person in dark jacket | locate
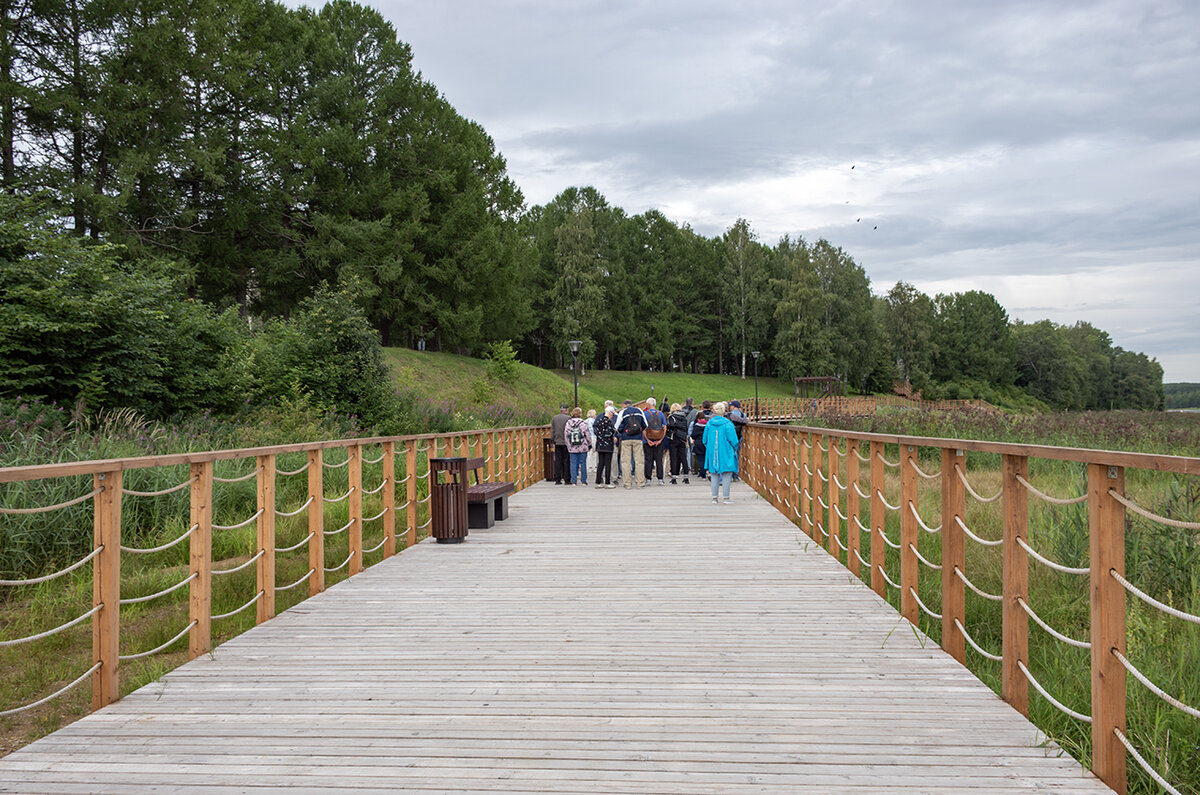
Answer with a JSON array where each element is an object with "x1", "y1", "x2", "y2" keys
[
  {"x1": 666, "y1": 402, "x2": 691, "y2": 484},
  {"x1": 592, "y1": 406, "x2": 617, "y2": 488},
  {"x1": 550, "y1": 404, "x2": 570, "y2": 484},
  {"x1": 689, "y1": 400, "x2": 714, "y2": 480}
]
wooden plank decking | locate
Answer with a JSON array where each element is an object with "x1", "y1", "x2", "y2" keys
[{"x1": 0, "y1": 480, "x2": 1108, "y2": 793}]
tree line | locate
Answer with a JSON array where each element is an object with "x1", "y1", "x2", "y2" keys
[{"x1": 0, "y1": 0, "x2": 1165, "y2": 420}]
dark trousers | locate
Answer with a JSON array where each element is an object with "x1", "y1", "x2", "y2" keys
[
  {"x1": 668, "y1": 441, "x2": 689, "y2": 477},
  {"x1": 692, "y1": 441, "x2": 707, "y2": 478},
  {"x1": 596, "y1": 450, "x2": 613, "y2": 484},
  {"x1": 554, "y1": 444, "x2": 569, "y2": 483},
  {"x1": 643, "y1": 444, "x2": 665, "y2": 481}
]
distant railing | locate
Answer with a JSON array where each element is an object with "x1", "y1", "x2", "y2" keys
[
  {"x1": 0, "y1": 426, "x2": 549, "y2": 715},
  {"x1": 742, "y1": 395, "x2": 998, "y2": 418},
  {"x1": 742, "y1": 422, "x2": 1200, "y2": 795}
]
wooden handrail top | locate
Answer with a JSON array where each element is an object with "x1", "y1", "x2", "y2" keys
[
  {"x1": 0, "y1": 425, "x2": 552, "y2": 484},
  {"x1": 748, "y1": 421, "x2": 1200, "y2": 475}
]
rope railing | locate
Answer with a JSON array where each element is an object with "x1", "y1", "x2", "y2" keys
[
  {"x1": 322, "y1": 487, "x2": 355, "y2": 504},
  {"x1": 122, "y1": 477, "x2": 197, "y2": 497},
  {"x1": 831, "y1": 472, "x2": 846, "y2": 491},
  {"x1": 1112, "y1": 649, "x2": 1200, "y2": 720},
  {"x1": 119, "y1": 619, "x2": 197, "y2": 660},
  {"x1": 363, "y1": 507, "x2": 387, "y2": 523},
  {"x1": 276, "y1": 460, "x2": 312, "y2": 477},
  {"x1": 1114, "y1": 728, "x2": 1182, "y2": 795},
  {"x1": 853, "y1": 481, "x2": 870, "y2": 500},
  {"x1": 324, "y1": 518, "x2": 354, "y2": 537},
  {"x1": 211, "y1": 590, "x2": 263, "y2": 621},
  {"x1": 120, "y1": 572, "x2": 198, "y2": 605},
  {"x1": 955, "y1": 464, "x2": 1002, "y2": 503},
  {"x1": 908, "y1": 543, "x2": 942, "y2": 571},
  {"x1": 276, "y1": 532, "x2": 316, "y2": 554},
  {"x1": 212, "y1": 549, "x2": 265, "y2": 576},
  {"x1": 875, "y1": 490, "x2": 901, "y2": 511},
  {"x1": 394, "y1": 474, "x2": 411, "y2": 485},
  {"x1": 363, "y1": 535, "x2": 389, "y2": 555},
  {"x1": 876, "y1": 564, "x2": 901, "y2": 591},
  {"x1": 833, "y1": 533, "x2": 850, "y2": 552},
  {"x1": 1017, "y1": 596, "x2": 1091, "y2": 649},
  {"x1": 909, "y1": 586, "x2": 942, "y2": 620},
  {"x1": 0, "y1": 662, "x2": 102, "y2": 717},
  {"x1": 322, "y1": 457, "x2": 351, "y2": 469},
  {"x1": 0, "y1": 604, "x2": 104, "y2": 648},
  {"x1": 275, "y1": 495, "x2": 316, "y2": 517},
  {"x1": 0, "y1": 547, "x2": 103, "y2": 587},
  {"x1": 878, "y1": 530, "x2": 902, "y2": 550},
  {"x1": 1108, "y1": 489, "x2": 1200, "y2": 531},
  {"x1": 362, "y1": 452, "x2": 387, "y2": 465},
  {"x1": 854, "y1": 447, "x2": 870, "y2": 462},
  {"x1": 1018, "y1": 660, "x2": 1092, "y2": 723},
  {"x1": 908, "y1": 502, "x2": 942, "y2": 534},
  {"x1": 361, "y1": 479, "x2": 388, "y2": 495},
  {"x1": 212, "y1": 507, "x2": 265, "y2": 531},
  {"x1": 276, "y1": 569, "x2": 315, "y2": 593},
  {"x1": 1016, "y1": 475, "x2": 1088, "y2": 506},
  {"x1": 910, "y1": 460, "x2": 941, "y2": 480},
  {"x1": 955, "y1": 515, "x2": 1003, "y2": 547},
  {"x1": 1015, "y1": 536, "x2": 1089, "y2": 576},
  {"x1": 212, "y1": 467, "x2": 262, "y2": 483},
  {"x1": 323, "y1": 551, "x2": 355, "y2": 573},
  {"x1": 852, "y1": 547, "x2": 869, "y2": 569},
  {"x1": 0, "y1": 486, "x2": 103, "y2": 514},
  {"x1": 954, "y1": 617, "x2": 1002, "y2": 661},
  {"x1": 954, "y1": 566, "x2": 1002, "y2": 602},
  {"x1": 1111, "y1": 570, "x2": 1200, "y2": 625},
  {"x1": 876, "y1": 451, "x2": 900, "y2": 468},
  {"x1": 121, "y1": 524, "x2": 196, "y2": 554}
]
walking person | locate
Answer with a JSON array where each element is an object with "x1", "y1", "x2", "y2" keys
[
  {"x1": 642, "y1": 397, "x2": 668, "y2": 485},
  {"x1": 689, "y1": 400, "x2": 713, "y2": 480},
  {"x1": 615, "y1": 399, "x2": 647, "y2": 489},
  {"x1": 666, "y1": 402, "x2": 691, "y2": 484},
  {"x1": 585, "y1": 408, "x2": 599, "y2": 475},
  {"x1": 550, "y1": 404, "x2": 571, "y2": 485},
  {"x1": 728, "y1": 400, "x2": 747, "y2": 480},
  {"x1": 703, "y1": 402, "x2": 740, "y2": 504},
  {"x1": 593, "y1": 405, "x2": 617, "y2": 488},
  {"x1": 564, "y1": 408, "x2": 591, "y2": 485}
]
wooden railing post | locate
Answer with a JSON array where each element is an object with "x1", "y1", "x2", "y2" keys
[
  {"x1": 92, "y1": 469, "x2": 121, "y2": 711},
  {"x1": 869, "y1": 441, "x2": 885, "y2": 598},
  {"x1": 487, "y1": 432, "x2": 497, "y2": 482},
  {"x1": 189, "y1": 461, "x2": 213, "y2": 659},
  {"x1": 847, "y1": 440, "x2": 861, "y2": 577},
  {"x1": 382, "y1": 441, "x2": 396, "y2": 558},
  {"x1": 1002, "y1": 454, "x2": 1029, "y2": 716},
  {"x1": 348, "y1": 444, "x2": 362, "y2": 576},
  {"x1": 1090, "y1": 463, "x2": 1127, "y2": 794},
  {"x1": 308, "y1": 449, "x2": 324, "y2": 597},
  {"x1": 799, "y1": 433, "x2": 812, "y2": 538},
  {"x1": 941, "y1": 448, "x2": 966, "y2": 664},
  {"x1": 900, "y1": 445, "x2": 919, "y2": 625},
  {"x1": 826, "y1": 437, "x2": 838, "y2": 559},
  {"x1": 405, "y1": 440, "x2": 417, "y2": 549},
  {"x1": 256, "y1": 454, "x2": 276, "y2": 624}
]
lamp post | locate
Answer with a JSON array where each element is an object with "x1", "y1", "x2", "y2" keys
[
  {"x1": 568, "y1": 340, "x2": 582, "y2": 408},
  {"x1": 751, "y1": 351, "x2": 760, "y2": 420}
]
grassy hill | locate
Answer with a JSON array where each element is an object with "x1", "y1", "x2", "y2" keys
[{"x1": 384, "y1": 348, "x2": 802, "y2": 423}]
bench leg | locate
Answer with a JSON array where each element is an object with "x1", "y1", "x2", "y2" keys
[
  {"x1": 494, "y1": 495, "x2": 509, "y2": 522},
  {"x1": 468, "y1": 500, "x2": 496, "y2": 529}
]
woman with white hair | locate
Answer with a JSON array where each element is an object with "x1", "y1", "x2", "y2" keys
[{"x1": 701, "y1": 401, "x2": 740, "y2": 504}]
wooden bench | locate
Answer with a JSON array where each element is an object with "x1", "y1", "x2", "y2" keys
[{"x1": 463, "y1": 457, "x2": 514, "y2": 529}]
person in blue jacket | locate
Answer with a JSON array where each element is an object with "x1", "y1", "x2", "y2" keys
[{"x1": 702, "y1": 401, "x2": 740, "y2": 504}]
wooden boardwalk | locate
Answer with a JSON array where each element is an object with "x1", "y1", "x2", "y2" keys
[{"x1": 0, "y1": 481, "x2": 1108, "y2": 793}]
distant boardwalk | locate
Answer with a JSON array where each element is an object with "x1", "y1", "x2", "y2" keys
[{"x1": 0, "y1": 483, "x2": 1106, "y2": 793}]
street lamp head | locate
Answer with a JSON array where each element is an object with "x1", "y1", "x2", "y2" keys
[
  {"x1": 751, "y1": 350, "x2": 760, "y2": 360},
  {"x1": 567, "y1": 340, "x2": 582, "y2": 354}
]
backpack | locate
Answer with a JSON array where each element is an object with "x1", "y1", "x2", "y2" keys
[
  {"x1": 667, "y1": 411, "x2": 688, "y2": 443},
  {"x1": 644, "y1": 410, "x2": 666, "y2": 441},
  {"x1": 622, "y1": 410, "x2": 645, "y2": 436},
  {"x1": 567, "y1": 421, "x2": 585, "y2": 447}
]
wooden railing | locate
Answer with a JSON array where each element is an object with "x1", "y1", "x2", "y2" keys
[
  {"x1": 741, "y1": 422, "x2": 1200, "y2": 795},
  {"x1": 0, "y1": 426, "x2": 549, "y2": 715},
  {"x1": 742, "y1": 395, "x2": 998, "y2": 419}
]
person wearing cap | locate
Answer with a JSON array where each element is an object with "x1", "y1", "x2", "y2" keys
[
  {"x1": 641, "y1": 397, "x2": 668, "y2": 485},
  {"x1": 728, "y1": 399, "x2": 747, "y2": 480},
  {"x1": 615, "y1": 399, "x2": 647, "y2": 489},
  {"x1": 550, "y1": 404, "x2": 571, "y2": 485}
]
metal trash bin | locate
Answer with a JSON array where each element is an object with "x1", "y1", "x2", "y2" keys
[
  {"x1": 542, "y1": 437, "x2": 555, "y2": 481},
  {"x1": 430, "y1": 457, "x2": 468, "y2": 543}
]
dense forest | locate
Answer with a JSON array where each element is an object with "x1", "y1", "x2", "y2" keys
[{"x1": 0, "y1": 0, "x2": 1166, "y2": 423}]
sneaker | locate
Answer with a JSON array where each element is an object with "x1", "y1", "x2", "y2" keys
[
  {"x1": 723, "y1": 499, "x2": 733, "y2": 504},
  {"x1": 607, "y1": 483, "x2": 616, "y2": 489},
  {"x1": 682, "y1": 477, "x2": 689, "y2": 484},
  {"x1": 711, "y1": 497, "x2": 718, "y2": 503},
  {"x1": 594, "y1": 483, "x2": 603, "y2": 489},
  {"x1": 669, "y1": 478, "x2": 677, "y2": 485},
  {"x1": 658, "y1": 479, "x2": 665, "y2": 486}
]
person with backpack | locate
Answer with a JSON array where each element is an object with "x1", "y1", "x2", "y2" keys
[
  {"x1": 615, "y1": 399, "x2": 647, "y2": 489},
  {"x1": 592, "y1": 405, "x2": 617, "y2": 488},
  {"x1": 727, "y1": 400, "x2": 747, "y2": 481},
  {"x1": 564, "y1": 407, "x2": 592, "y2": 485},
  {"x1": 689, "y1": 400, "x2": 714, "y2": 480},
  {"x1": 703, "y1": 402, "x2": 741, "y2": 503},
  {"x1": 666, "y1": 402, "x2": 691, "y2": 484},
  {"x1": 641, "y1": 397, "x2": 668, "y2": 485}
]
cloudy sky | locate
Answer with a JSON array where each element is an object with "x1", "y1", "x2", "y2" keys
[{"x1": 346, "y1": 0, "x2": 1200, "y2": 381}]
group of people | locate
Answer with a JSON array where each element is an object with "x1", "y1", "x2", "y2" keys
[{"x1": 549, "y1": 397, "x2": 747, "y2": 503}]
